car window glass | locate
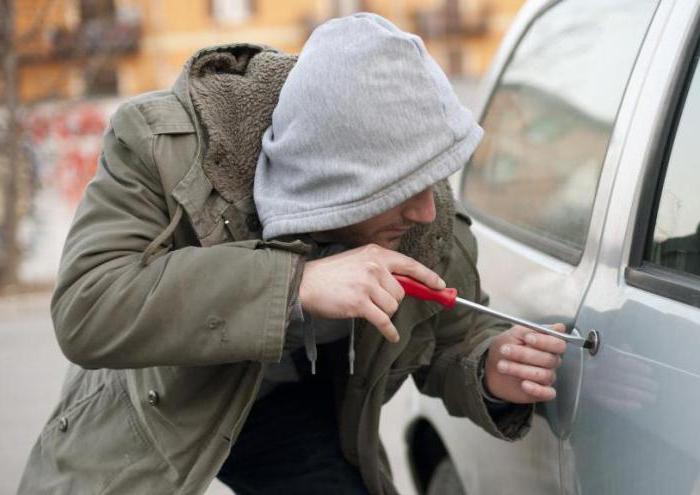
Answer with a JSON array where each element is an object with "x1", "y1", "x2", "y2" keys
[
  {"x1": 646, "y1": 51, "x2": 700, "y2": 278},
  {"x1": 461, "y1": 0, "x2": 658, "y2": 262}
]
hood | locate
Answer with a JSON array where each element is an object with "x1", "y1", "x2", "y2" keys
[
  {"x1": 253, "y1": 13, "x2": 483, "y2": 241},
  {"x1": 174, "y1": 30, "x2": 459, "y2": 268}
]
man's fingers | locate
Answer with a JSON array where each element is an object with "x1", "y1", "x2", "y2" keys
[
  {"x1": 363, "y1": 303, "x2": 400, "y2": 343},
  {"x1": 500, "y1": 343, "x2": 561, "y2": 369},
  {"x1": 521, "y1": 380, "x2": 556, "y2": 401},
  {"x1": 497, "y1": 359, "x2": 556, "y2": 386},
  {"x1": 380, "y1": 249, "x2": 446, "y2": 290},
  {"x1": 369, "y1": 285, "x2": 400, "y2": 318},
  {"x1": 524, "y1": 331, "x2": 567, "y2": 355},
  {"x1": 378, "y1": 268, "x2": 406, "y2": 303}
]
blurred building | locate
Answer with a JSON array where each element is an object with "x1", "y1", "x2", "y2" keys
[{"x1": 14, "y1": 0, "x2": 524, "y2": 103}]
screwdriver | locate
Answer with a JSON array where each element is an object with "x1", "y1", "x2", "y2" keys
[{"x1": 394, "y1": 275, "x2": 596, "y2": 350}]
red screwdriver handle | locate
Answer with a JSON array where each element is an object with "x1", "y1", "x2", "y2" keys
[{"x1": 394, "y1": 275, "x2": 457, "y2": 310}]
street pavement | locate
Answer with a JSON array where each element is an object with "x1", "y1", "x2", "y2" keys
[{"x1": 0, "y1": 292, "x2": 417, "y2": 495}]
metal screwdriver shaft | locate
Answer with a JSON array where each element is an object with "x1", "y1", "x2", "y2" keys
[{"x1": 394, "y1": 275, "x2": 594, "y2": 350}]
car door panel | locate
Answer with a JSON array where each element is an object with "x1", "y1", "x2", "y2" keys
[{"x1": 564, "y1": 2, "x2": 700, "y2": 492}]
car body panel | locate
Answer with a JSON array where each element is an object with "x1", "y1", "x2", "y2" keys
[
  {"x1": 564, "y1": 1, "x2": 700, "y2": 492},
  {"x1": 401, "y1": 1, "x2": 700, "y2": 494}
]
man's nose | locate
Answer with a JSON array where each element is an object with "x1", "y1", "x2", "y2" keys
[{"x1": 403, "y1": 187, "x2": 436, "y2": 225}]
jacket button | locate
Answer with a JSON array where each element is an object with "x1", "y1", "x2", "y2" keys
[
  {"x1": 147, "y1": 390, "x2": 160, "y2": 406},
  {"x1": 207, "y1": 316, "x2": 224, "y2": 329},
  {"x1": 58, "y1": 416, "x2": 69, "y2": 432}
]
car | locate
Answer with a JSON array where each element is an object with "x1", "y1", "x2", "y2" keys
[{"x1": 397, "y1": 0, "x2": 700, "y2": 493}]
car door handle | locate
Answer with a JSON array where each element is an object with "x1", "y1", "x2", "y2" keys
[{"x1": 395, "y1": 275, "x2": 601, "y2": 355}]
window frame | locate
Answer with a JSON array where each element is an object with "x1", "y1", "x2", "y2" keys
[
  {"x1": 460, "y1": 0, "x2": 656, "y2": 266},
  {"x1": 626, "y1": 10, "x2": 700, "y2": 308}
]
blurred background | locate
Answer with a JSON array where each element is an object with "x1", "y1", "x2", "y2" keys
[{"x1": 0, "y1": 0, "x2": 524, "y2": 493}]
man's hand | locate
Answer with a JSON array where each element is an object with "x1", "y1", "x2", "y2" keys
[
  {"x1": 484, "y1": 324, "x2": 567, "y2": 403},
  {"x1": 299, "y1": 243, "x2": 445, "y2": 343}
]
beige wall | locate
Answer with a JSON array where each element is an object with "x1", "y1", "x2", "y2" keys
[{"x1": 15, "y1": 0, "x2": 525, "y2": 103}]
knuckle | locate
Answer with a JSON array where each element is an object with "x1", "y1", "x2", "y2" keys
[
  {"x1": 349, "y1": 297, "x2": 365, "y2": 314},
  {"x1": 511, "y1": 346, "x2": 525, "y2": 360},
  {"x1": 364, "y1": 243, "x2": 382, "y2": 256},
  {"x1": 396, "y1": 286, "x2": 406, "y2": 300},
  {"x1": 364, "y1": 260, "x2": 380, "y2": 273},
  {"x1": 358, "y1": 278, "x2": 374, "y2": 294},
  {"x1": 544, "y1": 370, "x2": 555, "y2": 384},
  {"x1": 388, "y1": 299, "x2": 399, "y2": 315},
  {"x1": 510, "y1": 325, "x2": 526, "y2": 337}
]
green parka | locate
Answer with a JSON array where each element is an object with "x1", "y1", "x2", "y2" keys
[{"x1": 19, "y1": 43, "x2": 532, "y2": 495}]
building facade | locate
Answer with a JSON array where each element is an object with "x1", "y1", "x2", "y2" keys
[{"x1": 14, "y1": 0, "x2": 524, "y2": 103}]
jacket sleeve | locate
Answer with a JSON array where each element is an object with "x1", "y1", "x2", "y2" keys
[
  {"x1": 412, "y1": 213, "x2": 533, "y2": 441},
  {"x1": 51, "y1": 105, "x2": 300, "y2": 370}
]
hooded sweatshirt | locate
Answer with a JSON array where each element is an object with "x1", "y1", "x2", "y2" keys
[
  {"x1": 253, "y1": 13, "x2": 483, "y2": 397},
  {"x1": 254, "y1": 12, "x2": 483, "y2": 239}
]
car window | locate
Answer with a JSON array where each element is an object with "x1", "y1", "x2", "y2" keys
[
  {"x1": 461, "y1": 0, "x2": 658, "y2": 263},
  {"x1": 646, "y1": 49, "x2": 700, "y2": 278}
]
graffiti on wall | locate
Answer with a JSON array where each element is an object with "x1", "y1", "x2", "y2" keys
[
  {"x1": 25, "y1": 99, "x2": 118, "y2": 206},
  {"x1": 15, "y1": 98, "x2": 119, "y2": 283}
]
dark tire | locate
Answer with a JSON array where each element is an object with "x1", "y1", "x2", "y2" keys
[{"x1": 426, "y1": 458, "x2": 466, "y2": 495}]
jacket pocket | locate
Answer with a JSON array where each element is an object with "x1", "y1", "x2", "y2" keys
[
  {"x1": 384, "y1": 335, "x2": 436, "y2": 402},
  {"x1": 37, "y1": 375, "x2": 155, "y2": 494}
]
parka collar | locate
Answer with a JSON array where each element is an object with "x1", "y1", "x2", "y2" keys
[{"x1": 169, "y1": 42, "x2": 294, "y2": 245}]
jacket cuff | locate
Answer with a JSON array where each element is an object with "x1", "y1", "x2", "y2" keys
[
  {"x1": 259, "y1": 250, "x2": 302, "y2": 363},
  {"x1": 437, "y1": 335, "x2": 533, "y2": 441},
  {"x1": 469, "y1": 338, "x2": 533, "y2": 440},
  {"x1": 286, "y1": 256, "x2": 306, "y2": 326}
]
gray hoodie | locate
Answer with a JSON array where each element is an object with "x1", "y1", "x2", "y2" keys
[
  {"x1": 254, "y1": 12, "x2": 483, "y2": 239},
  {"x1": 253, "y1": 13, "x2": 484, "y2": 396}
]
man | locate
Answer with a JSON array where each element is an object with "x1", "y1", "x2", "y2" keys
[{"x1": 20, "y1": 13, "x2": 566, "y2": 495}]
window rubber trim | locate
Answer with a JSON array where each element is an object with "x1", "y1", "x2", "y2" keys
[
  {"x1": 626, "y1": 264, "x2": 700, "y2": 309},
  {"x1": 626, "y1": 7, "x2": 700, "y2": 308},
  {"x1": 462, "y1": 202, "x2": 583, "y2": 265}
]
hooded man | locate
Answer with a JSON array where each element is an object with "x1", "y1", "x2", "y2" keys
[{"x1": 20, "y1": 13, "x2": 566, "y2": 495}]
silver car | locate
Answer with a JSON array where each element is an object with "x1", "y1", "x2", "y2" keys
[{"x1": 399, "y1": 0, "x2": 700, "y2": 493}]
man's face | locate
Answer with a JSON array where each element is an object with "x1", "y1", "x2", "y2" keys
[{"x1": 314, "y1": 187, "x2": 437, "y2": 250}]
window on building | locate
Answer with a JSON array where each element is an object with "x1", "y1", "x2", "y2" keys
[
  {"x1": 84, "y1": 64, "x2": 118, "y2": 96},
  {"x1": 211, "y1": 0, "x2": 254, "y2": 23},
  {"x1": 80, "y1": 0, "x2": 115, "y2": 21}
]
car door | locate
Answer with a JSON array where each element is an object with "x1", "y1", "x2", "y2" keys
[
  {"x1": 563, "y1": 2, "x2": 700, "y2": 494},
  {"x1": 453, "y1": 0, "x2": 660, "y2": 492}
]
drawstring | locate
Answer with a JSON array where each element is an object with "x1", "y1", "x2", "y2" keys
[
  {"x1": 303, "y1": 316, "x2": 317, "y2": 375},
  {"x1": 348, "y1": 318, "x2": 355, "y2": 375},
  {"x1": 302, "y1": 316, "x2": 355, "y2": 376},
  {"x1": 141, "y1": 204, "x2": 183, "y2": 266}
]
